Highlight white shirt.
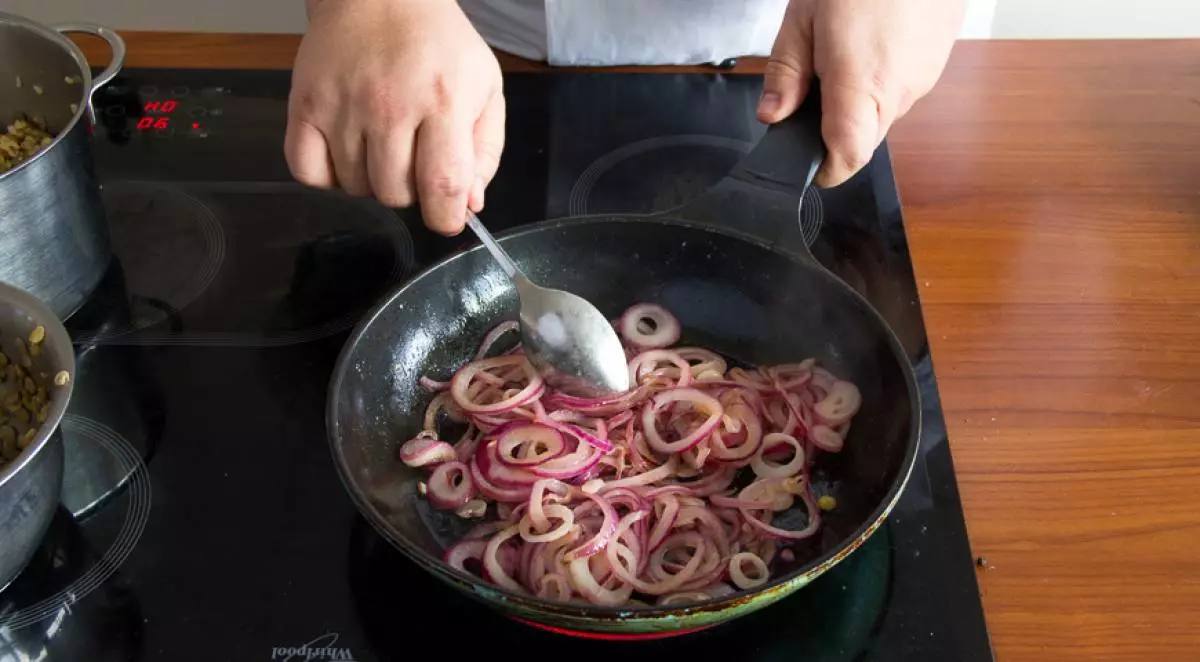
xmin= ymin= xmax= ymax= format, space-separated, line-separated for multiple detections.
xmin=458 ymin=0 xmax=790 ymax=66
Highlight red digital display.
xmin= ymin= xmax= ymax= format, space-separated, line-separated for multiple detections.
xmin=137 ymin=116 xmax=170 ymax=130
xmin=138 ymin=98 xmax=181 ymax=131
xmin=143 ymin=100 xmax=178 ymax=113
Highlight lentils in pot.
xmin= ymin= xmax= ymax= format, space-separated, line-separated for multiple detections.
xmin=0 ymin=115 xmax=54 ymax=174
xmin=0 ymin=327 xmax=66 ymax=468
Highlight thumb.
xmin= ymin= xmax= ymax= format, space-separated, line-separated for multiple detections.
xmin=814 ymin=82 xmax=880 ymax=188
xmin=469 ymin=90 xmax=506 ymax=212
xmin=757 ymin=2 xmax=814 ymax=123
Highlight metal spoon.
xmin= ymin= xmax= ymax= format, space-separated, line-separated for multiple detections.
xmin=464 ymin=212 xmax=630 ymax=397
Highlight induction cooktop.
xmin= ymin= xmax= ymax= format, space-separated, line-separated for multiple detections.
xmin=0 ymin=68 xmax=992 ymax=661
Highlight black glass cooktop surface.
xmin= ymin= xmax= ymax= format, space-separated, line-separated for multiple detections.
xmin=0 ymin=69 xmax=992 ymax=661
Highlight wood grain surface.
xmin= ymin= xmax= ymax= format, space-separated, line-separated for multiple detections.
xmin=75 ymin=31 xmax=1200 ymax=661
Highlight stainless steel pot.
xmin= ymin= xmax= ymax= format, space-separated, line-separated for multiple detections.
xmin=0 ymin=11 xmax=125 ymax=319
xmin=0 ymin=280 xmax=75 ymax=591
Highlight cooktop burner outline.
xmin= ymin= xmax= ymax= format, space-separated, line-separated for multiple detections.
xmin=78 ymin=183 xmax=227 ymax=343
xmin=0 ymin=415 xmax=151 ymax=631
xmin=568 ymin=133 xmax=824 ymax=247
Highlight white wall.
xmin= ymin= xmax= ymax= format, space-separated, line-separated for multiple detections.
xmin=1 ymin=0 xmax=1197 ymax=39
xmin=993 ymin=0 xmax=1200 ymax=38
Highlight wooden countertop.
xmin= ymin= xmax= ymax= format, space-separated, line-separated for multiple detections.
xmin=76 ymin=32 xmax=1200 ymax=661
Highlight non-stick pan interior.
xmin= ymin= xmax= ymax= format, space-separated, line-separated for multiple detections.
xmin=329 ymin=216 xmax=917 ymax=599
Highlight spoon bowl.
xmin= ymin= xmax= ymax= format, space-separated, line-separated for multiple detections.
xmin=465 ymin=212 xmax=630 ymax=397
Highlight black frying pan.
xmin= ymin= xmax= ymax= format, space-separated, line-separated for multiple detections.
xmin=327 ymin=86 xmax=920 ymax=636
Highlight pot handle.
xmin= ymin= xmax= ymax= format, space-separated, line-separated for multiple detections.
xmin=53 ymin=23 xmax=126 ymax=107
xmin=673 ymin=81 xmax=827 ymax=261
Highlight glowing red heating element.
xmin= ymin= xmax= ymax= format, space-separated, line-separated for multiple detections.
xmin=513 ymin=617 xmax=711 ymax=640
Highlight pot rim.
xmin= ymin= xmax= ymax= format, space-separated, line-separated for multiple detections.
xmin=0 ymin=10 xmax=103 ymax=183
xmin=0 ymin=280 xmax=76 ymax=489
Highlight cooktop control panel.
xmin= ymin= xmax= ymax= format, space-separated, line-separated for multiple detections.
xmin=90 ymin=69 xmax=295 ymax=181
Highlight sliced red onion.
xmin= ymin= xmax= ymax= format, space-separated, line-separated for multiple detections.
xmin=450 ymin=356 xmax=544 ymax=415
xmin=766 ymin=360 xmax=814 ymax=391
xmin=751 ymin=433 xmax=806 ymax=479
xmin=563 ymin=493 xmax=617 ymax=562
xmin=729 ymin=367 xmax=775 ymax=393
xmin=810 ymin=424 xmax=845 ymax=452
xmin=423 ymin=392 xmax=463 ymax=432
xmin=535 ymin=573 xmax=573 ymax=601
xmin=496 ymin=424 xmax=566 ymax=466
xmin=398 ymin=435 xmax=457 ymax=468
xmin=537 ymin=415 xmax=614 ymax=454
xmin=483 ymin=526 xmax=526 ymax=593
xmin=646 ymin=494 xmax=680 ymax=552
xmin=444 ymin=539 xmax=488 ymax=576
xmin=528 ymin=478 xmax=571 ymax=530
xmin=740 ymin=485 xmax=821 ymax=540
xmin=710 ymin=402 xmax=763 ymax=461
xmin=426 ymin=461 xmax=475 ymax=510
xmin=475 ymin=320 xmax=519 ymax=359
xmin=628 ymin=349 xmax=693 ymax=389
xmin=596 ymin=456 xmax=678 ymax=491
xmin=728 ymin=552 xmax=770 ymax=589
xmin=675 ymin=347 xmax=727 ymax=378
xmin=619 ymin=303 xmax=680 ymax=349
xmin=469 ymin=456 xmax=532 ymax=502
xmin=642 ymin=388 xmax=723 ymax=454
xmin=530 ymin=440 xmax=603 ymax=480
xmin=419 ymin=375 xmax=449 ymax=392
xmin=567 ymin=557 xmax=634 ymax=606
xmin=476 ymin=441 xmax=539 ymax=486
xmin=814 ymin=380 xmax=862 ymax=426
xmin=608 ymin=526 xmax=708 ymax=595
xmin=405 ymin=306 xmax=865 ymax=607
xmin=709 ymin=493 xmax=772 ymax=510
xmin=518 ymin=504 xmax=574 ymax=543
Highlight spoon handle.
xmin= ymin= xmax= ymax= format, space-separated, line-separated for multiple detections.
xmin=465 ymin=212 xmax=525 ymax=282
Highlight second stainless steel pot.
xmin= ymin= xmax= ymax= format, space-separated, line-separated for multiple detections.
xmin=0 ymin=11 xmax=125 ymax=319
xmin=0 ymin=280 xmax=75 ymax=591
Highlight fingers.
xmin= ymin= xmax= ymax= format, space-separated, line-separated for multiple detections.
xmin=284 ymin=118 xmax=336 ymax=189
xmin=416 ymin=112 xmax=475 ymax=235
xmin=814 ymin=82 xmax=881 ymax=188
xmin=328 ymin=112 xmax=371 ymax=196
xmin=757 ymin=2 xmax=814 ymax=123
xmin=367 ymin=127 xmax=417 ymax=208
xmin=469 ymin=90 xmax=506 ymax=212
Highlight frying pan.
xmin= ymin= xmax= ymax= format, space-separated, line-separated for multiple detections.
xmin=327 ymin=86 xmax=921 ymax=636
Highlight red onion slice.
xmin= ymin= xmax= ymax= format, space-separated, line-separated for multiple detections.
xmin=618 ymin=303 xmax=681 ymax=349
xmin=483 ymin=526 xmax=526 ymax=593
xmin=444 ymin=539 xmax=488 ymax=576
xmin=419 ymin=375 xmax=449 ymax=392
xmin=426 ymin=461 xmax=475 ymax=510
xmin=627 ymin=349 xmax=693 ymax=389
xmin=475 ymin=320 xmax=519 ymax=359
xmin=496 ymin=424 xmax=566 ymax=466
xmin=810 ymin=423 xmax=845 ymax=452
xmin=450 ymin=356 xmax=544 ymax=415
xmin=728 ymin=552 xmax=770 ymax=589
xmin=398 ymin=435 xmax=458 ymax=468
xmin=563 ymin=493 xmax=618 ymax=562
xmin=751 ymin=433 xmax=806 ymax=479
xmin=740 ymin=485 xmax=821 ymax=540
xmin=814 ymin=380 xmax=862 ymax=425
xmin=710 ymin=403 xmax=763 ymax=461
xmin=518 ymin=504 xmax=574 ymax=543
xmin=469 ymin=456 xmax=532 ymax=502
xmin=642 ymin=388 xmax=723 ymax=454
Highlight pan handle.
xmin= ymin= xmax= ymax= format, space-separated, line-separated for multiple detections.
xmin=673 ymin=81 xmax=826 ymax=261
